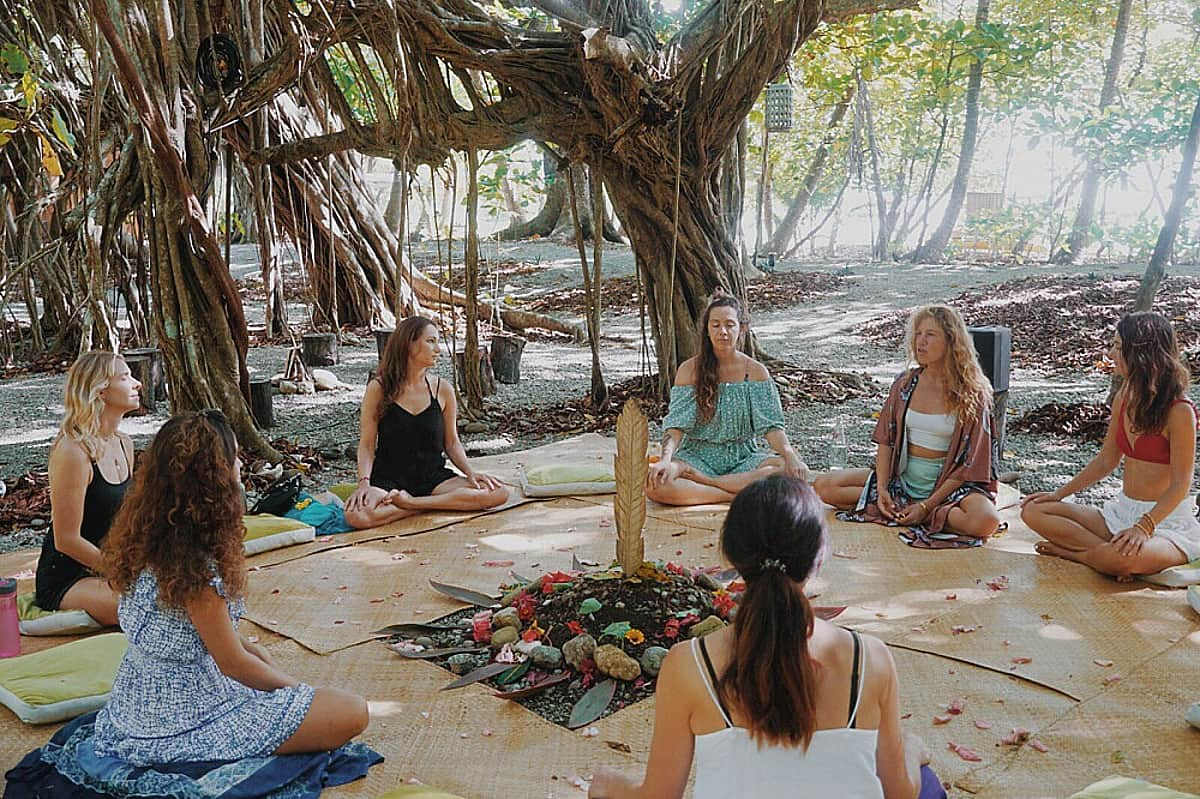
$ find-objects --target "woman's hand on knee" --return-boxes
[877,490,898,520]
[346,484,374,512]
[1020,491,1058,509]
[647,459,672,488]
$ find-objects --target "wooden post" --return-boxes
[250,376,274,429]
[301,332,338,366]
[122,347,165,413]
[374,328,394,362]
[489,332,526,384]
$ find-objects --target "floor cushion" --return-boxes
[519,463,616,497]
[243,514,316,556]
[329,483,357,503]
[1069,775,1199,798]
[17,592,104,636]
[0,632,126,724]
[1140,557,1200,588]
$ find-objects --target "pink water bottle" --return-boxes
[0,577,20,658]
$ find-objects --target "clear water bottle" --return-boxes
[829,417,849,471]
[0,577,19,658]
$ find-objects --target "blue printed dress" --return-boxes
[92,570,315,765]
[662,379,786,477]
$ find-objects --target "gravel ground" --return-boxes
[1,241,1197,553]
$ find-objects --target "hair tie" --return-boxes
[760,557,788,575]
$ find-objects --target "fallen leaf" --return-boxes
[952,625,979,635]
[1029,739,1049,753]
[1011,656,1032,665]
[605,740,632,754]
[947,742,983,762]
[1093,659,1113,667]
[945,593,957,600]
[933,714,953,725]
[832,551,857,559]
[947,698,966,715]
[974,719,993,730]
[1103,674,1122,685]
[1000,727,1031,746]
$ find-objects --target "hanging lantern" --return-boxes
[764,82,793,133]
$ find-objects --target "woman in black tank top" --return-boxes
[33,352,142,626]
[343,316,507,530]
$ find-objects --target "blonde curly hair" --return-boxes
[904,305,992,421]
[56,351,127,461]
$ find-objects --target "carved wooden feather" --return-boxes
[614,399,648,576]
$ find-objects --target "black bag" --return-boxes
[250,473,303,516]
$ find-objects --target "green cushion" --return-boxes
[0,632,126,724]
[375,787,466,799]
[243,514,315,556]
[1069,776,1199,798]
[524,463,614,486]
[329,483,357,502]
[16,593,103,637]
[1141,557,1200,588]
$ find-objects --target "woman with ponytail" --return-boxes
[589,476,941,799]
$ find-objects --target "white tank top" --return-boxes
[689,636,885,799]
[905,408,957,451]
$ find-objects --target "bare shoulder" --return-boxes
[1169,398,1198,430]
[435,375,454,405]
[49,436,90,472]
[675,358,699,386]
[744,358,771,382]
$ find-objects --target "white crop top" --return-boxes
[906,409,957,451]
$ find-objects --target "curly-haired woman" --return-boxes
[34,351,141,626]
[1022,312,1199,578]
[94,411,368,762]
[815,305,1001,541]
[647,295,807,506]
[344,315,506,529]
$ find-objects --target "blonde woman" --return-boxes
[34,352,141,626]
[815,306,1001,544]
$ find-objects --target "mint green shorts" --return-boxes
[900,455,945,501]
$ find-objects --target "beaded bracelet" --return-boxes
[1135,512,1157,536]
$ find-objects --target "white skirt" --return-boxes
[1100,492,1200,561]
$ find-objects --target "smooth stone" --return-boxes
[688,615,727,639]
[493,607,522,630]
[563,633,596,669]
[491,626,519,649]
[640,646,669,678]
[463,421,488,434]
[446,653,479,675]
[414,636,435,649]
[694,572,722,592]
[29,518,46,528]
[530,645,563,670]
[594,644,641,681]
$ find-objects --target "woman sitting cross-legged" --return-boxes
[344,315,507,529]
[1022,312,1199,579]
[588,476,944,799]
[94,410,369,762]
[646,294,807,506]
[815,304,1001,544]
[35,351,142,627]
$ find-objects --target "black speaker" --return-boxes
[969,325,1011,393]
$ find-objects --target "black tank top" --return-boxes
[35,441,131,609]
[371,376,448,486]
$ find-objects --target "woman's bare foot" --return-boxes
[386,489,416,509]
[1034,540,1070,559]
[678,463,712,487]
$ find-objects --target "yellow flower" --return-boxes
[625,629,645,645]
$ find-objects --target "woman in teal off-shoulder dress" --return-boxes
[648,295,808,505]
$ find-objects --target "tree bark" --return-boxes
[1133,91,1200,311]
[496,153,564,240]
[462,146,484,411]
[764,85,853,254]
[911,0,989,263]
[1052,0,1133,265]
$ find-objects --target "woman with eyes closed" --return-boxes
[343,315,507,529]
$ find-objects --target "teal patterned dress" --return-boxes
[662,379,786,477]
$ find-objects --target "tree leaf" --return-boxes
[50,108,75,152]
[492,671,571,700]
[0,44,28,74]
[568,678,617,728]
[429,578,499,606]
[614,401,648,576]
[494,659,531,685]
[39,134,61,177]
[441,661,513,690]
[392,645,480,660]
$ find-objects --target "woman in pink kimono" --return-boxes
[814,305,1001,547]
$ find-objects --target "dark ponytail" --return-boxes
[718,475,827,748]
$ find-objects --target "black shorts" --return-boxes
[371,466,458,498]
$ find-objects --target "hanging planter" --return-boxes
[765,82,793,133]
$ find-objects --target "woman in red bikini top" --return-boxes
[1022,311,1199,580]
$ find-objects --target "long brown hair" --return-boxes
[694,294,749,424]
[103,411,246,607]
[718,475,827,748]
[904,304,992,421]
[376,316,436,420]
[1117,312,1190,434]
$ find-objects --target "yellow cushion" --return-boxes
[375,787,466,799]
[16,593,103,636]
[524,463,614,486]
[243,514,315,555]
[1070,776,1199,798]
[0,632,127,724]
